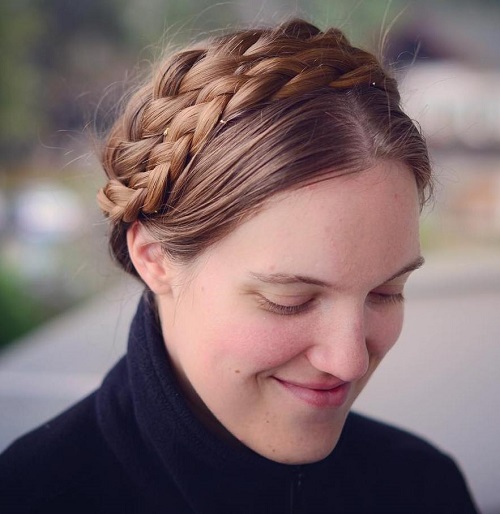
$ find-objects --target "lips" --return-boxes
[273,377,350,408]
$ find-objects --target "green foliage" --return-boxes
[0,265,55,349]
[0,3,44,158]
[0,0,131,166]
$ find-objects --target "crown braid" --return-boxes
[97,19,399,224]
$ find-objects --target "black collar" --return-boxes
[97,292,349,513]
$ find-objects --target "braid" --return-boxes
[97,19,398,224]
[97,18,430,276]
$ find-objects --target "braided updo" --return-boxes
[97,19,431,278]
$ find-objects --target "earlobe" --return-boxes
[127,222,172,294]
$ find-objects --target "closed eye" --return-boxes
[258,296,314,316]
[367,292,405,305]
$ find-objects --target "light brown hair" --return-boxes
[97,19,431,278]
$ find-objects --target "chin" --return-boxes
[271,442,339,465]
[261,427,343,465]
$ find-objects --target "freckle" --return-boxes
[234,369,240,373]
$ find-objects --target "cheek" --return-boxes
[200,315,307,373]
[185,277,304,372]
[366,306,405,359]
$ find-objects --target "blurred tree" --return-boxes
[0,0,131,169]
[122,0,239,48]
[0,3,44,165]
[0,0,242,171]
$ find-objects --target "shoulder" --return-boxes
[341,411,461,472]
[1,392,99,473]
[0,392,140,513]
[332,412,479,513]
[343,411,443,455]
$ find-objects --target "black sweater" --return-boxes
[0,294,478,513]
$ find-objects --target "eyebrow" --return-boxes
[384,255,425,282]
[248,256,425,288]
[249,272,331,287]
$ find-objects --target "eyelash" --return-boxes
[367,292,405,305]
[258,292,404,316]
[259,297,313,316]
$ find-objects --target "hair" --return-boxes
[97,18,431,278]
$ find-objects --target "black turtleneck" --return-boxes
[0,294,478,513]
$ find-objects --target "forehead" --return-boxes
[201,162,420,287]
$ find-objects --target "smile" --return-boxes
[273,378,350,408]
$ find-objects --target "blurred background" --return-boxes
[0,0,499,512]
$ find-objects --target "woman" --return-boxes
[1,19,477,513]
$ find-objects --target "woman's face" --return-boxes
[156,162,422,464]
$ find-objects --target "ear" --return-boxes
[127,222,173,295]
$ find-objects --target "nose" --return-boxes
[306,305,370,382]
